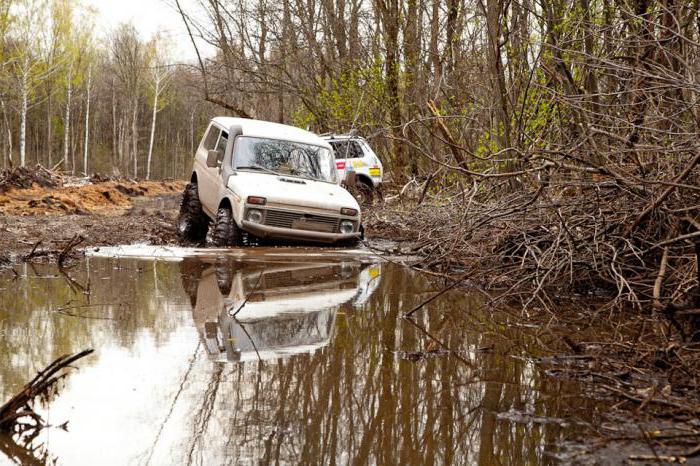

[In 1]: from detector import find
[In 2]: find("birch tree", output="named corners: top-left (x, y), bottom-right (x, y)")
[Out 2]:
top-left (59, 4), bottom-right (93, 173)
top-left (145, 36), bottom-right (174, 180)
top-left (82, 63), bottom-right (91, 174)
top-left (111, 24), bottom-right (145, 178)
top-left (0, 0), bottom-right (14, 166)
top-left (7, 0), bottom-right (53, 167)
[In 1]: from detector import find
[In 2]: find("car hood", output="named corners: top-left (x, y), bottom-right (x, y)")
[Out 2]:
top-left (228, 172), bottom-right (359, 212)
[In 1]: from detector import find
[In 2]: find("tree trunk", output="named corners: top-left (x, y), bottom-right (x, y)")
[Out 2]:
top-left (131, 97), bottom-right (139, 178)
top-left (429, 0), bottom-right (441, 78)
top-left (484, 0), bottom-right (512, 157)
top-left (63, 66), bottom-right (73, 170)
top-left (83, 66), bottom-right (92, 175)
top-left (19, 62), bottom-right (29, 167)
top-left (47, 92), bottom-right (52, 167)
top-left (146, 77), bottom-right (159, 180)
top-left (111, 77), bottom-right (118, 167)
top-left (1, 99), bottom-right (11, 167)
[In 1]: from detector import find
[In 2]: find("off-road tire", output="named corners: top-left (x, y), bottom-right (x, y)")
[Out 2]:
top-left (215, 258), bottom-right (234, 296)
top-left (209, 206), bottom-right (242, 247)
top-left (178, 183), bottom-right (209, 242)
top-left (350, 181), bottom-right (374, 208)
top-left (340, 225), bottom-right (364, 247)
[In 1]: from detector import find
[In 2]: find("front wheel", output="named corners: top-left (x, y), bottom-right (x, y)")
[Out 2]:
top-left (177, 183), bottom-right (209, 242)
top-left (208, 206), bottom-right (243, 247)
top-left (340, 225), bottom-right (364, 247)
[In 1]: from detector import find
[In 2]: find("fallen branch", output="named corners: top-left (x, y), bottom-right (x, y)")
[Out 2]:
top-left (57, 235), bottom-right (85, 268)
top-left (0, 349), bottom-right (94, 434)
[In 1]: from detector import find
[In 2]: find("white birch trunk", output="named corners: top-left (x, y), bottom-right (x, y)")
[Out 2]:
top-left (132, 99), bottom-right (138, 178)
top-left (63, 66), bottom-right (73, 171)
top-left (146, 77), bottom-right (160, 180)
top-left (83, 66), bottom-right (92, 175)
top-left (1, 99), bottom-right (12, 166)
top-left (19, 60), bottom-right (29, 167)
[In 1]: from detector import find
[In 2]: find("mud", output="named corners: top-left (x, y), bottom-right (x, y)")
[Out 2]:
top-left (0, 179), bottom-right (184, 216)
top-left (0, 178), bottom-right (185, 264)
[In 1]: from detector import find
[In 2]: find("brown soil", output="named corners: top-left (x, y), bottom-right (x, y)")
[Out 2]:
top-left (0, 180), bottom-right (184, 216)
top-left (0, 176), bottom-right (186, 264)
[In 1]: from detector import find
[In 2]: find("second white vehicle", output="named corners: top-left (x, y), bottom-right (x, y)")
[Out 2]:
top-left (178, 117), bottom-right (363, 246)
top-left (322, 133), bottom-right (383, 193)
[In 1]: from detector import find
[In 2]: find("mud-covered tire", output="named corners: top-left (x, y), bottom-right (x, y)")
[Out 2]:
top-left (339, 225), bottom-right (364, 247)
top-left (350, 181), bottom-right (374, 208)
top-left (215, 258), bottom-right (234, 296)
top-left (178, 183), bottom-right (209, 242)
top-left (208, 206), bottom-right (242, 247)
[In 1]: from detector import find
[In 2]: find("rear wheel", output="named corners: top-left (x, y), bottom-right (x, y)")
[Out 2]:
top-left (178, 183), bottom-right (209, 242)
top-left (208, 206), bottom-right (242, 247)
top-left (350, 180), bottom-right (374, 208)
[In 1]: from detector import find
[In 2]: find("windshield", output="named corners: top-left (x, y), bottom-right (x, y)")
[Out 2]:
top-left (233, 136), bottom-right (337, 183)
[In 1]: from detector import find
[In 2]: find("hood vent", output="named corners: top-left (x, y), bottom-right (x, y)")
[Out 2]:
top-left (278, 177), bottom-right (306, 185)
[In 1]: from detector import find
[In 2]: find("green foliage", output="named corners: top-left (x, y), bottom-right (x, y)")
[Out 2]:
top-left (290, 105), bottom-right (315, 130)
top-left (313, 58), bottom-right (387, 132)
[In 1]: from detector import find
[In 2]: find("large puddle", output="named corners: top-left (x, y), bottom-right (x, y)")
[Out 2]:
top-left (0, 247), bottom-right (598, 464)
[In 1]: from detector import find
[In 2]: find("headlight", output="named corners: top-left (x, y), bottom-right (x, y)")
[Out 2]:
top-left (339, 220), bottom-right (355, 234)
top-left (246, 209), bottom-right (263, 223)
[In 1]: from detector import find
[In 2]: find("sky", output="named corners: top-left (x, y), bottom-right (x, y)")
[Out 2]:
top-left (83, 0), bottom-right (213, 62)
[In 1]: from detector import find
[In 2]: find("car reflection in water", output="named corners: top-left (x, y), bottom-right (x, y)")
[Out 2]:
top-left (180, 257), bottom-right (382, 363)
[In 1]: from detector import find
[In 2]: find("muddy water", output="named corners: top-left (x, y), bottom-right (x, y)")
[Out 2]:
top-left (0, 248), bottom-right (597, 465)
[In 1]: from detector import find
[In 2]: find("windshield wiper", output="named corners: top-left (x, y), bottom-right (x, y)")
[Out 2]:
top-left (236, 165), bottom-right (281, 176)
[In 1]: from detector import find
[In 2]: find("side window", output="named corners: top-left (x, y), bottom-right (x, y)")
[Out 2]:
top-left (330, 140), bottom-right (364, 159)
top-left (216, 131), bottom-right (228, 154)
top-left (202, 126), bottom-right (221, 151)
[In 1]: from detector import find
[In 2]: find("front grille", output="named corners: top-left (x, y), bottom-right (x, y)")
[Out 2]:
top-left (262, 209), bottom-right (340, 233)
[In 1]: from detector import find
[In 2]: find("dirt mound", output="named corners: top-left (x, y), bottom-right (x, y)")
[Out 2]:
top-left (0, 179), bottom-right (185, 216)
top-left (0, 165), bottom-right (61, 194)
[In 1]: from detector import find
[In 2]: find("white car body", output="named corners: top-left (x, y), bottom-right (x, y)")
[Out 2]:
top-left (191, 117), bottom-right (362, 244)
top-left (322, 134), bottom-right (384, 189)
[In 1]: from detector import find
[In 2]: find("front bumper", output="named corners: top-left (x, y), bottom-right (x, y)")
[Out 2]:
top-left (241, 220), bottom-right (361, 244)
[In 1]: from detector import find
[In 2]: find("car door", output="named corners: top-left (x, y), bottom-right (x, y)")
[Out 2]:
top-left (330, 139), bottom-right (363, 184)
top-left (212, 129), bottom-right (229, 208)
top-left (196, 124), bottom-right (222, 215)
top-left (330, 140), bottom-right (355, 183)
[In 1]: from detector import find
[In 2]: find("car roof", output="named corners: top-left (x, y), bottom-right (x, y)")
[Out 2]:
top-left (321, 134), bottom-right (366, 141)
top-left (212, 117), bottom-right (331, 149)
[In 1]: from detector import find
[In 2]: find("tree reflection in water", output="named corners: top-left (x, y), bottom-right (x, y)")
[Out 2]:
top-left (177, 257), bottom-right (592, 465)
top-left (0, 254), bottom-right (596, 465)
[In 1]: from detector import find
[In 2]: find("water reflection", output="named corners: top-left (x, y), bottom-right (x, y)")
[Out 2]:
top-left (0, 251), bottom-right (597, 465)
top-left (181, 258), bottom-right (382, 362)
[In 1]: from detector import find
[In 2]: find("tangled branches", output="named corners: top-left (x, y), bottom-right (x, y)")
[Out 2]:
top-left (0, 349), bottom-right (94, 437)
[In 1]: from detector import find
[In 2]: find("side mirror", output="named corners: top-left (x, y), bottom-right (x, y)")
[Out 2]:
top-left (207, 149), bottom-right (223, 168)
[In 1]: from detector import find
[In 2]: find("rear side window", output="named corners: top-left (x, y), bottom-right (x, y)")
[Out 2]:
top-left (202, 126), bottom-right (221, 150)
top-left (329, 140), bottom-right (364, 159)
top-left (216, 131), bottom-right (228, 153)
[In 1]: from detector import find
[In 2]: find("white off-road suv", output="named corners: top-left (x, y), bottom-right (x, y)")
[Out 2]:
top-left (322, 133), bottom-right (383, 203)
top-left (178, 117), bottom-right (362, 246)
